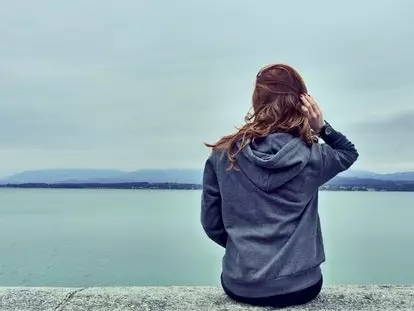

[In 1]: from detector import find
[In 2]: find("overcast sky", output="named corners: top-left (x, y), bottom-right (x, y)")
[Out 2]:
top-left (0, 0), bottom-right (413, 176)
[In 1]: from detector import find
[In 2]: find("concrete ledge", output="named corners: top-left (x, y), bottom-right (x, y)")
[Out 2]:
top-left (0, 286), bottom-right (413, 311)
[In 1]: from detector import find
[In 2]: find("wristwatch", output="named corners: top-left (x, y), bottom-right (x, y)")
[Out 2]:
top-left (318, 120), bottom-right (332, 136)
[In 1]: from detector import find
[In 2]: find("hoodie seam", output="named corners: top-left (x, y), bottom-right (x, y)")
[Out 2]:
top-left (265, 172), bottom-right (271, 192)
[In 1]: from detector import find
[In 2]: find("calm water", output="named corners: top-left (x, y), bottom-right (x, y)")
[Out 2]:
top-left (0, 189), bottom-right (413, 287)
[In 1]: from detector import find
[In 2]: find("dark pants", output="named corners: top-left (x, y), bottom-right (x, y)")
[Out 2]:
top-left (221, 275), bottom-right (323, 308)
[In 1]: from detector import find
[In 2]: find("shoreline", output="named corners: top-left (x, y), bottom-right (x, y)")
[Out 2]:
top-left (0, 183), bottom-right (414, 192)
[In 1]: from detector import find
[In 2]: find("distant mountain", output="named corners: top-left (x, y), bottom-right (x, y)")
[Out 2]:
top-left (1, 168), bottom-right (413, 185)
top-left (0, 169), bottom-right (203, 185)
top-left (1, 169), bottom-right (126, 184)
top-left (338, 170), bottom-right (414, 181)
top-left (380, 172), bottom-right (414, 181)
top-left (328, 176), bottom-right (396, 186)
top-left (82, 169), bottom-right (203, 184)
top-left (125, 169), bottom-right (203, 184)
top-left (338, 169), bottom-right (381, 179)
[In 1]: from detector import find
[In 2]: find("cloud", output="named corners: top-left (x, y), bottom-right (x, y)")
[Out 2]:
top-left (346, 111), bottom-right (414, 172)
top-left (0, 0), bottom-right (413, 173)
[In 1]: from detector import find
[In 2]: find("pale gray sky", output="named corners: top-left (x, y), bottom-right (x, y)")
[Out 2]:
top-left (1, 0), bottom-right (413, 176)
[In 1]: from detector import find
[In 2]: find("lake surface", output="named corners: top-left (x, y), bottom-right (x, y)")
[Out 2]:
top-left (0, 189), bottom-right (413, 287)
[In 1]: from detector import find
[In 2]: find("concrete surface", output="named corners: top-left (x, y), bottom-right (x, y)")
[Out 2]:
top-left (0, 285), bottom-right (413, 310)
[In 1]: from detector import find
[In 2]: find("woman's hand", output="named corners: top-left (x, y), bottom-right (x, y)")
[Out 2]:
top-left (300, 94), bottom-right (325, 134)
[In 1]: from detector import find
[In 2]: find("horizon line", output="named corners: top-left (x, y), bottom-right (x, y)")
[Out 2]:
top-left (1, 168), bottom-right (414, 177)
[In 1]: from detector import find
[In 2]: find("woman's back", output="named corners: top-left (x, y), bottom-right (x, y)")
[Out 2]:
top-left (201, 64), bottom-right (358, 306)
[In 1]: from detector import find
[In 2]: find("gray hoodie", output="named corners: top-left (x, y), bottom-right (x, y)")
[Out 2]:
top-left (201, 122), bottom-right (358, 298)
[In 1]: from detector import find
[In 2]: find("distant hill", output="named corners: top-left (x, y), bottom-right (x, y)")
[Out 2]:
top-left (381, 172), bottom-right (414, 181)
top-left (338, 170), bottom-right (414, 181)
top-left (1, 168), bottom-right (413, 185)
top-left (328, 176), bottom-right (412, 186)
top-left (338, 170), bottom-right (381, 179)
top-left (1, 169), bottom-right (126, 184)
top-left (0, 169), bottom-right (203, 185)
top-left (86, 169), bottom-right (204, 184)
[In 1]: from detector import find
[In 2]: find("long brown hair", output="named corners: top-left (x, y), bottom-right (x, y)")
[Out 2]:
top-left (205, 64), bottom-right (318, 170)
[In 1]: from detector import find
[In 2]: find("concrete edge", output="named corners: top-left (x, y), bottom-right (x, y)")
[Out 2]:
top-left (0, 285), bottom-right (413, 311)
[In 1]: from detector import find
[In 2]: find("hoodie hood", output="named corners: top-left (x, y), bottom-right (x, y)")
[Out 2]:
top-left (237, 133), bottom-right (311, 192)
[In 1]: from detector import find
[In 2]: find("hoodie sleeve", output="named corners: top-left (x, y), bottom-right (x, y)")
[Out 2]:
top-left (201, 154), bottom-right (227, 248)
top-left (315, 122), bottom-right (359, 186)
